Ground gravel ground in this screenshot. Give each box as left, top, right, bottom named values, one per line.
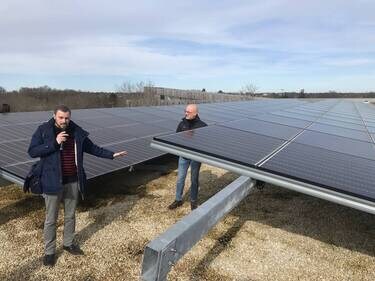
left=0, top=162, right=374, bottom=281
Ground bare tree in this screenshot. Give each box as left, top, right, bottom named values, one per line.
left=240, top=83, right=258, bottom=95
left=136, top=80, right=155, bottom=92
left=117, top=80, right=155, bottom=93
left=298, top=88, right=305, bottom=98
left=116, top=80, right=134, bottom=93
left=0, top=86, right=6, bottom=93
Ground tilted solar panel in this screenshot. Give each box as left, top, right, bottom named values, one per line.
left=260, top=143, right=375, bottom=202
left=157, top=125, right=286, bottom=167
left=152, top=100, right=375, bottom=213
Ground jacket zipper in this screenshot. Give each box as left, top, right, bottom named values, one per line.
left=58, top=149, right=63, bottom=186
left=74, top=140, right=84, bottom=200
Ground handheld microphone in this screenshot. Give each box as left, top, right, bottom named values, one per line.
left=59, top=129, right=67, bottom=151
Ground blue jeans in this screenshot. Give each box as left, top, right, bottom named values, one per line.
left=175, top=157, right=202, bottom=202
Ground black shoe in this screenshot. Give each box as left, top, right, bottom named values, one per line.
left=191, top=201, right=198, bottom=210
left=63, top=244, right=84, bottom=255
left=43, top=254, right=56, bottom=267
left=168, top=200, right=183, bottom=210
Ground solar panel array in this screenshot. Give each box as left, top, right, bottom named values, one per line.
left=154, top=100, right=375, bottom=203
left=0, top=107, right=167, bottom=180
left=3, top=98, right=374, bottom=203
left=0, top=99, right=300, bottom=181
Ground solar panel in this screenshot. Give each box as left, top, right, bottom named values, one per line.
left=271, top=110, right=318, bottom=121
left=316, top=118, right=366, bottom=131
left=131, top=109, right=181, bottom=120
left=260, top=142, right=375, bottom=202
left=1, top=162, right=35, bottom=179
left=118, top=123, right=172, bottom=138
left=285, top=108, right=324, bottom=117
left=87, top=127, right=137, bottom=145
left=80, top=116, right=137, bottom=128
left=250, top=114, right=312, bottom=128
left=364, top=120, right=375, bottom=126
left=322, top=115, right=364, bottom=125
left=106, top=137, right=165, bottom=166
left=0, top=140, right=32, bottom=166
left=151, top=100, right=375, bottom=213
left=154, top=125, right=286, bottom=167
left=0, top=123, right=39, bottom=143
left=0, top=105, right=179, bottom=182
left=218, top=119, right=302, bottom=140
left=0, top=111, right=51, bottom=125
left=83, top=139, right=162, bottom=177
left=70, top=108, right=110, bottom=119
left=306, top=123, right=371, bottom=142
left=293, top=130, right=375, bottom=160
left=325, top=112, right=362, bottom=121
left=148, top=119, right=182, bottom=130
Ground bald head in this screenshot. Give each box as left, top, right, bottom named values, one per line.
left=185, top=104, right=198, bottom=120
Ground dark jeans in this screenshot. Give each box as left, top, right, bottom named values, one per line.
left=175, top=157, right=201, bottom=202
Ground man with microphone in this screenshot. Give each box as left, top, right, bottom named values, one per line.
left=28, top=105, right=127, bottom=267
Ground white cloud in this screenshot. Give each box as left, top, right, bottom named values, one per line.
left=0, top=0, right=374, bottom=91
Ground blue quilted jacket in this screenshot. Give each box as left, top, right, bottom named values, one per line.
left=28, top=118, right=114, bottom=198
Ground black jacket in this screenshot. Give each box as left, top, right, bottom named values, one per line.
left=176, top=115, right=207, bottom=133
left=28, top=118, right=114, bottom=197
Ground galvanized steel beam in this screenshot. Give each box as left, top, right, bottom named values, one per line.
left=0, top=168, right=24, bottom=186
left=141, top=176, right=255, bottom=281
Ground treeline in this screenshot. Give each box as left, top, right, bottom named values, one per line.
left=265, top=91, right=375, bottom=98
left=0, top=86, right=252, bottom=113
left=2, top=85, right=372, bottom=113
left=0, top=86, right=119, bottom=112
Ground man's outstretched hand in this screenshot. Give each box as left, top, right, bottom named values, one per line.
left=113, top=151, right=127, bottom=158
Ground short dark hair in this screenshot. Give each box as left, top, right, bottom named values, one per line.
left=54, top=105, right=71, bottom=114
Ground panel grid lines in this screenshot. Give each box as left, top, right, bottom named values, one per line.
left=153, top=100, right=375, bottom=203
left=3, top=98, right=375, bottom=205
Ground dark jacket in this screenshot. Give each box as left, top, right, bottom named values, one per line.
left=176, top=115, right=207, bottom=133
left=28, top=118, right=114, bottom=197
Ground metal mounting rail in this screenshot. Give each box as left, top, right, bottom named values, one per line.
left=141, top=176, right=255, bottom=281
left=0, top=168, right=24, bottom=186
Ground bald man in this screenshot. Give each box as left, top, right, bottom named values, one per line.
left=168, top=104, right=207, bottom=210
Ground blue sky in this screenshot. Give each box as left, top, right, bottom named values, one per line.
left=0, top=0, right=374, bottom=93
